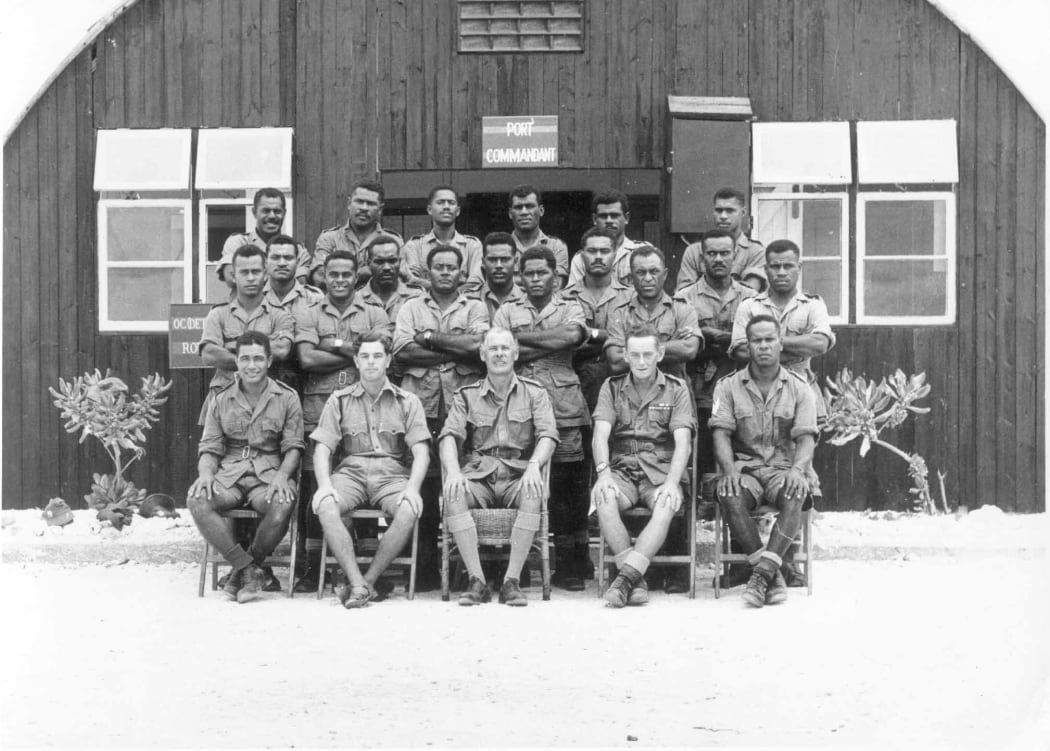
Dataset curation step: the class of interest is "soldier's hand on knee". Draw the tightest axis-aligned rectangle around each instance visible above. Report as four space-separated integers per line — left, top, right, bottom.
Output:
716 472 743 499
443 472 468 507
521 463 543 502
311 484 337 513
188 476 213 502
399 489 423 517
782 467 808 501
267 474 294 505
655 481 682 513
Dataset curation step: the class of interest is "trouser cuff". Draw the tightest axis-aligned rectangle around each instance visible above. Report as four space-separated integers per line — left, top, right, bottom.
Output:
623 550 650 576
746 548 766 567
760 550 783 568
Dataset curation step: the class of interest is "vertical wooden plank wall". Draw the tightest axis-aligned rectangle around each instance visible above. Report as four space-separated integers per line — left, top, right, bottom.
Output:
2 0 1045 511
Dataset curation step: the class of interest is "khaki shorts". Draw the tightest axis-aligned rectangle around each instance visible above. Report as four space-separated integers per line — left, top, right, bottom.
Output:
464 464 526 509
213 474 298 510
329 458 408 517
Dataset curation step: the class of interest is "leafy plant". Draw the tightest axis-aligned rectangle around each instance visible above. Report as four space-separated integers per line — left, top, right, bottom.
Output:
823 368 947 514
50 370 172 519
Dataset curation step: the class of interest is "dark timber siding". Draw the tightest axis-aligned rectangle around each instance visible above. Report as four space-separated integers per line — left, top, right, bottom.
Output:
3 0 1045 512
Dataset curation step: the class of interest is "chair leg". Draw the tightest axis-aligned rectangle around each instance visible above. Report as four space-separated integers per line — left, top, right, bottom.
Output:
440 515 451 603
286 508 298 599
688 498 697 600
408 518 419 601
198 542 209 598
317 535 328 600
805 508 813 596
597 527 607 597
540 512 551 601
713 502 723 599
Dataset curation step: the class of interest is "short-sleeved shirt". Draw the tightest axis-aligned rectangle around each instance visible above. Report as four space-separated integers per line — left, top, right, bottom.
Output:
677 277 757 407
310 379 430 477
199 299 295 392
261 281 325 391
219 230 312 282
729 290 836 411
493 297 590 428
467 282 527 323
392 293 491 420
677 235 766 291
439 375 559 480
294 297 392 397
567 237 645 287
593 371 696 486
512 230 569 281
708 366 818 471
604 291 703 379
198 377 306 487
400 230 483 291
357 281 421 322
560 279 631 408
312 222 403 280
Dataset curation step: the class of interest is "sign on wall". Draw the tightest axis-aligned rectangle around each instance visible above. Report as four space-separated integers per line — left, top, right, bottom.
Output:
168 303 213 369
482 116 558 168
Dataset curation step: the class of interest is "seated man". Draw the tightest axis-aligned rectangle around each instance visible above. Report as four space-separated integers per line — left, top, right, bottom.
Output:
439 327 558 607
710 314 818 608
310 332 431 608
188 331 305 603
591 324 696 608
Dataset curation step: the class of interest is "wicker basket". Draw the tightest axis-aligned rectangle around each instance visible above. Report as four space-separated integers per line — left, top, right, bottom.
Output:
471 508 517 538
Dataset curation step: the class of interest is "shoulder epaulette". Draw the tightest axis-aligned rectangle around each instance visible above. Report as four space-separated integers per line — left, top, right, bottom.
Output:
209 301 230 311
321 223 344 234
408 234 424 242
785 368 809 384
805 292 823 300
456 380 484 394
272 378 298 394
663 373 687 387
461 234 480 242
215 379 238 395
518 376 545 390
607 372 630 385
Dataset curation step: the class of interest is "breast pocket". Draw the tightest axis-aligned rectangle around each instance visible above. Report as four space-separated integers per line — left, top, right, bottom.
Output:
646 404 673 430
260 417 283 440
507 407 536 450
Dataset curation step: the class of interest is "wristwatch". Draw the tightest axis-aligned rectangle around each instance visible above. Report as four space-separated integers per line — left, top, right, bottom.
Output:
332 338 345 349
594 461 609 474
590 327 600 342
423 331 433 349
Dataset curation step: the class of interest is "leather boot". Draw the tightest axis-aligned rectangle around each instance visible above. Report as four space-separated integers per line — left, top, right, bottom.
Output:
551 534 584 591
573 530 595 581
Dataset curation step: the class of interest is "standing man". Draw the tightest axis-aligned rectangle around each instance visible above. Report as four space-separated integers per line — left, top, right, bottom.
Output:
567 190 645 286
293 250 392 591
508 184 569 288
217 188 309 291
263 235 324 394
605 246 703 381
494 247 590 591
439 327 558 607
394 245 491 589
591 324 696 608
199 244 294 420
711 315 817 607
469 232 526 321
310 332 431 607
313 179 403 288
677 188 766 292
401 186 483 291
188 331 304 603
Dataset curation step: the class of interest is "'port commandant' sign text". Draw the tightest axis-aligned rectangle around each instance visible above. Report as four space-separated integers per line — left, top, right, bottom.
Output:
482 116 558 168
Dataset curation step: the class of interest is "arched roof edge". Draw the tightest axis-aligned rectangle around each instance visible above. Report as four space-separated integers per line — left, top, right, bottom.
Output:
3 0 140 145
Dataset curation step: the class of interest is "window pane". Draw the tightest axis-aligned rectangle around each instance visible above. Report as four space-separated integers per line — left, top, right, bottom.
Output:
107 268 185 321
94 129 191 190
800 260 842 319
203 263 231 304
204 204 251 263
864 199 948 257
863 260 948 317
195 128 293 189
106 205 187 262
857 120 958 183
755 198 843 257
752 122 851 183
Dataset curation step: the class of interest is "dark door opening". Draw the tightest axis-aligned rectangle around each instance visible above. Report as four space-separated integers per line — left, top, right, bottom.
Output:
458 190 593 253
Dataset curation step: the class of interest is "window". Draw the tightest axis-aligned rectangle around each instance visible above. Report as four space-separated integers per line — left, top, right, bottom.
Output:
98 200 193 332
94 128 294 330
750 120 958 325
458 1 584 52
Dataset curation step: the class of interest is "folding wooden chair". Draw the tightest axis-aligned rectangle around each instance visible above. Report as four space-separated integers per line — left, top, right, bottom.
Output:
197 500 300 598
315 508 420 599
596 430 700 599
439 463 552 602
712 491 814 598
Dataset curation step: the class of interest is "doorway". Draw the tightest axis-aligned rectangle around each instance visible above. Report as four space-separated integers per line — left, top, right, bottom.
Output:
458 190 593 252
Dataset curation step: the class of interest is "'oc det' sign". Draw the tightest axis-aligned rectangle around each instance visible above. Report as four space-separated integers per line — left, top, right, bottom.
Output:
482 116 558 168
169 303 213 369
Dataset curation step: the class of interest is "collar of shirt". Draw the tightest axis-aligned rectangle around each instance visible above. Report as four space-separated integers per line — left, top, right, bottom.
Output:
512 229 554 251
739 365 792 402
477 283 525 303
476 373 524 400
343 378 398 400
339 223 390 249
228 297 274 321
563 279 628 306
624 289 675 312
229 376 281 417
690 276 747 303
622 369 670 409
421 228 470 248
752 288 809 315
320 295 367 319
361 281 415 302
421 290 468 312
263 281 314 307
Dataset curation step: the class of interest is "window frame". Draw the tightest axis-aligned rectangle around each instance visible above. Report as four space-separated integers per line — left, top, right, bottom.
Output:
855 191 957 325
195 128 294 191
93 129 192 191
97 198 193 333
752 190 850 326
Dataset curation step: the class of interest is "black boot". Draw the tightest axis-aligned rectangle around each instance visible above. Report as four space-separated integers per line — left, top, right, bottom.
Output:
551 534 584 591
573 530 595 581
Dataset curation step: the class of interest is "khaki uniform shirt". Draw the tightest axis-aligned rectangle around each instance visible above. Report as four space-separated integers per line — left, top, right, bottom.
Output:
219 230 312 282
261 281 325 393
709 366 818 471
677 235 766 291
400 229 483 291
199 299 295 392
593 371 696 486
294 297 392 398
467 282 527 323
392 293 490 420
357 281 421 322
199 377 305 487
604 291 703 380
511 230 569 282
439 375 559 480
312 222 403 281
310 380 430 479
560 279 631 409
493 297 590 428
677 277 757 408
730 290 835 413
567 237 645 287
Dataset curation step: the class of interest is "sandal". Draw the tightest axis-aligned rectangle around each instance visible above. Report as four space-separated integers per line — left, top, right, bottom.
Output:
337 583 374 609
